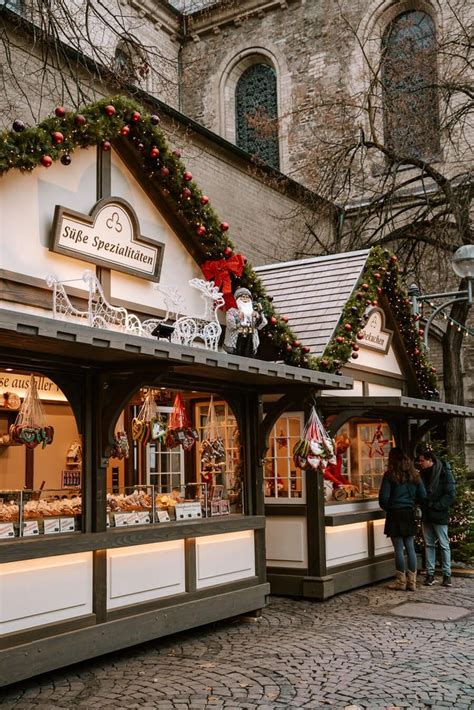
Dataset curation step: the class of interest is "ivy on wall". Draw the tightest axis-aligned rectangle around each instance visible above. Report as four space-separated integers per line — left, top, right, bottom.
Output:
0 96 438 396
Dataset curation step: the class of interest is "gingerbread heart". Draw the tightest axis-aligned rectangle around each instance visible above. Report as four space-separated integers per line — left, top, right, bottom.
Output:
132 418 144 442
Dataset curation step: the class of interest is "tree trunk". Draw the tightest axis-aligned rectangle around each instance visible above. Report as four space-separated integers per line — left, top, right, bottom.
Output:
442 295 470 457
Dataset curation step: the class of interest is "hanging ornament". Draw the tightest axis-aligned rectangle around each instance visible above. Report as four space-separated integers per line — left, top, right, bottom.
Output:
132 390 166 447
200 195 209 205
55 106 66 118
51 131 64 145
102 140 111 151
9 374 54 449
150 114 160 125
60 154 72 166
220 222 229 232
12 119 25 133
104 104 116 117
75 114 86 126
181 187 192 200
183 171 193 181
365 423 390 458
196 225 206 237
293 407 335 473
160 166 170 177
120 125 130 136
165 393 198 451
131 111 141 122
150 147 160 158
40 155 52 168
110 431 130 460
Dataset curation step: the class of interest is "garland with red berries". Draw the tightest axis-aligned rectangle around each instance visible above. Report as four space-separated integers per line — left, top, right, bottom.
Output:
0 97 438 394
315 246 439 399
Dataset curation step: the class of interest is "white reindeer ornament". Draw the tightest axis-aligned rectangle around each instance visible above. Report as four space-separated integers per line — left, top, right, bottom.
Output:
171 279 225 351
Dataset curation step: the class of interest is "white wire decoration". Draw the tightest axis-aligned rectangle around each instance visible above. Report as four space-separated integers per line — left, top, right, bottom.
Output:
171 279 225 351
46 272 225 350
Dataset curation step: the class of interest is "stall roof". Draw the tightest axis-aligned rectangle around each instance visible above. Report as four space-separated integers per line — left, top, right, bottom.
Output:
0 309 353 393
319 396 474 419
255 250 370 356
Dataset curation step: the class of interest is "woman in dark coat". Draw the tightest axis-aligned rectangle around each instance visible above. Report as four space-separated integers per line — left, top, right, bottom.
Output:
379 448 427 591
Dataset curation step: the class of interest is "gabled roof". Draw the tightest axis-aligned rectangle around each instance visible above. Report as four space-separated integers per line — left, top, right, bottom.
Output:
255 250 370 356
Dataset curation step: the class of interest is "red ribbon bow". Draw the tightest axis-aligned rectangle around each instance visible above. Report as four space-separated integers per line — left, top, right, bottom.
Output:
201 254 246 309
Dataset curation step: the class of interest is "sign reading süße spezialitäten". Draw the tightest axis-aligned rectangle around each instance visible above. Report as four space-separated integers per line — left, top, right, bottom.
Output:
50 197 164 281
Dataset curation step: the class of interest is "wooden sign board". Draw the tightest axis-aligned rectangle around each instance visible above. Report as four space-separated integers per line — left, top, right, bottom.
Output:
358 308 393 354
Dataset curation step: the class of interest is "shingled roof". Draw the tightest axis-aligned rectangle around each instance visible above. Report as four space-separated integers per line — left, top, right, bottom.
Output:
255 250 370 357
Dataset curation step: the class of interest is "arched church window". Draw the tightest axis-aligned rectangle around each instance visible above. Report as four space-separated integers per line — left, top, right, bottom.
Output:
235 63 280 170
381 10 439 160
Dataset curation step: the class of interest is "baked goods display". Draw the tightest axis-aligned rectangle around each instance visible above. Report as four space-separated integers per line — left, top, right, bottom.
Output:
23 496 82 519
0 491 82 539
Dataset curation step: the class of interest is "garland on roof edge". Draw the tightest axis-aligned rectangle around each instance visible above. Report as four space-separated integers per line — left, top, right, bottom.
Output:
0 97 438 396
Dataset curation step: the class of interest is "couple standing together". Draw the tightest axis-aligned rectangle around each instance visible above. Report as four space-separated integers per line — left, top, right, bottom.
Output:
379 446 456 590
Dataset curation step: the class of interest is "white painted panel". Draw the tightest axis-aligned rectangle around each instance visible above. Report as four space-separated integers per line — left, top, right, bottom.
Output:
110 152 203 315
266 516 308 568
355 344 403 376
325 500 379 515
373 519 393 556
0 148 96 290
321 380 364 397
0 552 92 634
326 523 369 567
196 531 255 589
368 383 403 396
107 541 185 609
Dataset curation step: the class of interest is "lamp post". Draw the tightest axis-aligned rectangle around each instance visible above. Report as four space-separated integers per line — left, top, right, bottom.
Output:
408 245 474 350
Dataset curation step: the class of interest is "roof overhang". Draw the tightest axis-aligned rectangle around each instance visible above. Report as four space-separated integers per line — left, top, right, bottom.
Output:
318 396 474 419
0 309 353 393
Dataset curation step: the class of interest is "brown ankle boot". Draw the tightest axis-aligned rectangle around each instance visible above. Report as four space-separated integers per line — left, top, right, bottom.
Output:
386 571 406 590
406 570 417 591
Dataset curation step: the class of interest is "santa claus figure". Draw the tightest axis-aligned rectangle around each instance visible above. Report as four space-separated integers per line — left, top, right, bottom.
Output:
223 287 267 357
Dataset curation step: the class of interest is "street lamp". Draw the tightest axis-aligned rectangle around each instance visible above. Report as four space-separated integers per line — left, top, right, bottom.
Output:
408 245 474 350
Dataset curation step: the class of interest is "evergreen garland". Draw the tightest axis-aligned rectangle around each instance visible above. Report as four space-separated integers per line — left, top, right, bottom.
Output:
0 97 438 392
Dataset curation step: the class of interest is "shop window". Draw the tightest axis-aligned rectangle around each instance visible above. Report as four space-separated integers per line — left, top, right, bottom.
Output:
235 63 280 169
0 371 83 539
105 390 243 528
264 413 304 502
381 10 440 160
324 420 394 504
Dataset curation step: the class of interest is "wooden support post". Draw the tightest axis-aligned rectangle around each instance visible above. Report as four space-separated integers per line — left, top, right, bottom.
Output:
96 145 112 300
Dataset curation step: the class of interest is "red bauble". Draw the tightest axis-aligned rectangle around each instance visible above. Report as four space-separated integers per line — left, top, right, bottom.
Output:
372 299 378 306
303 346 311 353
390 255 398 264
356 292 364 300
270 316 277 325
102 140 111 151
183 171 193 181
104 105 116 117
374 273 381 281
181 187 192 200
51 131 64 145
357 331 364 340
196 225 206 237
55 106 66 118
352 344 360 351
376 287 382 295
320 359 329 369
419 329 424 336
414 348 420 356
351 352 359 359
344 323 352 332
286 344 293 352
150 147 160 158
120 125 130 136
40 155 52 168
131 111 141 122
160 166 170 178
75 114 86 126
292 340 301 347
224 246 233 257
336 336 344 344
361 283 369 291
431 367 437 373
200 195 209 205
366 300 372 306
220 222 229 232
282 315 289 323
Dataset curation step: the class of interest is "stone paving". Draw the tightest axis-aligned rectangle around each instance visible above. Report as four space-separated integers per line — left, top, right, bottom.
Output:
0 578 473 709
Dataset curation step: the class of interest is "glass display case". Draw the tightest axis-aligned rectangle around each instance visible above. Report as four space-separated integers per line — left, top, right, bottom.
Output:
106 483 210 526
0 489 82 538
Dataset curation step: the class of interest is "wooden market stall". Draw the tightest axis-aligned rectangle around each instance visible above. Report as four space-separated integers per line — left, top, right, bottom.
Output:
0 98 351 685
256 250 474 599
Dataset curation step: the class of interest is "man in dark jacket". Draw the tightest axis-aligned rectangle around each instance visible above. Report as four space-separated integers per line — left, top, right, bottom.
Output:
417 446 456 587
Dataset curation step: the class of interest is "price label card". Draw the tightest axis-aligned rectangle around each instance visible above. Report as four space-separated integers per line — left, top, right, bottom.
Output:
157 510 171 523
135 511 151 525
0 522 15 538
113 513 129 527
44 518 60 534
175 502 202 520
23 521 40 536
60 517 75 533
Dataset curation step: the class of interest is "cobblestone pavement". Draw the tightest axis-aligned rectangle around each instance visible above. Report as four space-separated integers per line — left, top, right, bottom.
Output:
1 578 473 709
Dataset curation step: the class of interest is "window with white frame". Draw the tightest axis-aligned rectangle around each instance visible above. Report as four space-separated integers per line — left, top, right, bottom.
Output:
264 412 304 502
146 407 185 492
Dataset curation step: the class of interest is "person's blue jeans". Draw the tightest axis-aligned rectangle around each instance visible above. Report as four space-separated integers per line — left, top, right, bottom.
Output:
422 523 451 576
391 536 417 573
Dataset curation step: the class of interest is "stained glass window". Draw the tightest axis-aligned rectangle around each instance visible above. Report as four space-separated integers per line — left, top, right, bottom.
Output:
382 11 439 160
235 63 280 169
